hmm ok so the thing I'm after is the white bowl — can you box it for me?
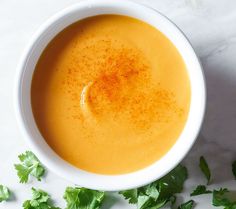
[14,0,206,191]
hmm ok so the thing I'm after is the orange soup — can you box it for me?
[31,15,191,174]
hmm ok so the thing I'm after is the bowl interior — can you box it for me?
[15,0,205,191]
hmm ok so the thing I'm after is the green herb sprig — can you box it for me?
[14,151,45,183]
[0,185,10,202]
[199,156,211,184]
[63,187,105,209]
[119,164,188,209]
[23,188,60,209]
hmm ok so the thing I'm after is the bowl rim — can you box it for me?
[14,0,206,191]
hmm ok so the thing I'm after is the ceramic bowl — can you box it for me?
[15,0,206,191]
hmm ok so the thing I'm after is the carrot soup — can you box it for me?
[31,15,191,174]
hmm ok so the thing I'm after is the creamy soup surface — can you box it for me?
[31,15,191,174]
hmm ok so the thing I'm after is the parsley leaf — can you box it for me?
[14,151,45,183]
[177,200,194,209]
[199,156,211,184]
[119,164,188,209]
[23,188,61,209]
[232,161,236,180]
[0,185,10,202]
[63,187,105,209]
[190,185,212,196]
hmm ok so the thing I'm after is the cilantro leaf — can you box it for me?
[177,200,194,209]
[23,188,61,209]
[190,185,212,196]
[211,188,236,208]
[199,156,211,184]
[119,189,137,204]
[0,185,10,202]
[63,187,105,209]
[137,194,167,209]
[14,151,45,183]
[120,164,188,209]
[232,161,236,180]
[157,164,188,199]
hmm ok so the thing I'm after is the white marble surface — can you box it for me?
[1,0,236,208]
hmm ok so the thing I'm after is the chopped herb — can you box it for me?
[119,164,188,209]
[232,161,236,180]
[63,187,105,209]
[199,156,211,184]
[14,151,45,183]
[212,188,236,208]
[119,189,137,204]
[190,185,212,196]
[212,188,229,206]
[0,185,10,202]
[23,188,60,209]
[177,200,194,209]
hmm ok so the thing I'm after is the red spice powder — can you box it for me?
[63,37,181,130]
